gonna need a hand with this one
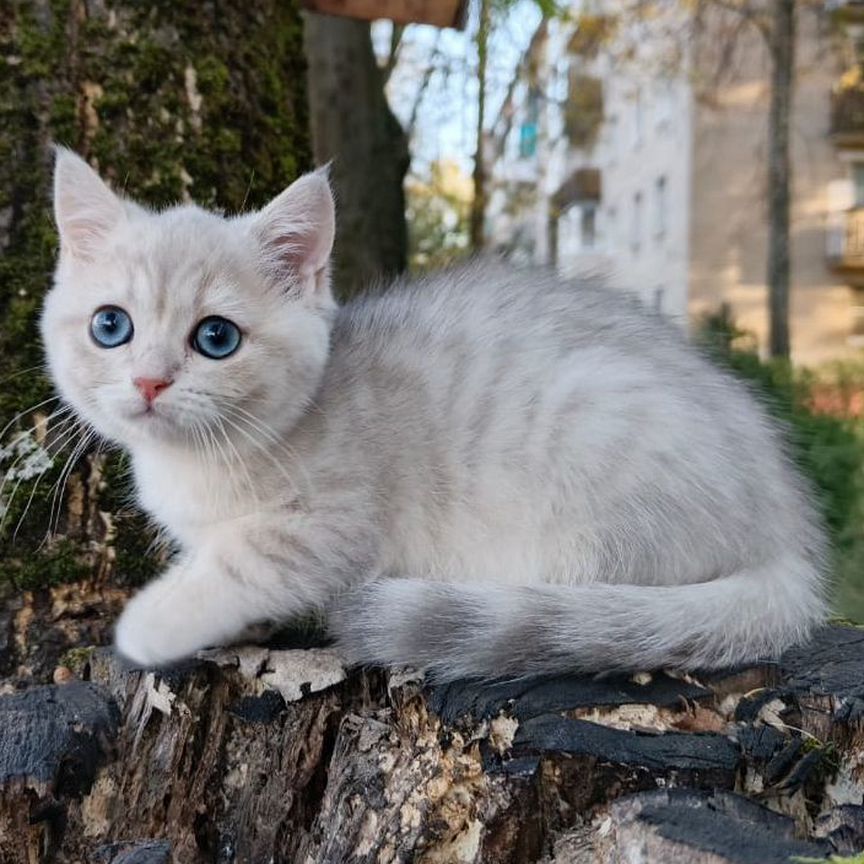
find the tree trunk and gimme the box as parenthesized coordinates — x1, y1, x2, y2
(470, 0, 491, 252)
(2, 626, 864, 862)
(767, 0, 795, 359)
(0, 0, 311, 683)
(303, 13, 409, 299)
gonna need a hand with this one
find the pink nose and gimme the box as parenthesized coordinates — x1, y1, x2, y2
(134, 377, 172, 403)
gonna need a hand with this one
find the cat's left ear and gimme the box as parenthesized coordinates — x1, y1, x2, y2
(53, 147, 125, 261)
(251, 168, 335, 299)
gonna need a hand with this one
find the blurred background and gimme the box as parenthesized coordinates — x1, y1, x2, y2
(1, 0, 862, 682)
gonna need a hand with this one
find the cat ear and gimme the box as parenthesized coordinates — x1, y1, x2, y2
(251, 168, 335, 297)
(53, 148, 125, 261)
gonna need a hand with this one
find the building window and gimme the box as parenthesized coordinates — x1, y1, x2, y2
(631, 192, 643, 253)
(564, 72, 603, 148)
(632, 89, 644, 149)
(519, 89, 540, 159)
(850, 288, 864, 347)
(854, 163, 864, 207)
(654, 176, 667, 241)
(606, 204, 617, 246)
(581, 206, 597, 249)
(519, 123, 538, 159)
(655, 79, 674, 130)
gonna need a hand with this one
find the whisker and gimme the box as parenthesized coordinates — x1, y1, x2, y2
(0, 395, 62, 442)
(0, 420, 83, 539)
(47, 426, 97, 539)
(43, 425, 91, 533)
(214, 415, 259, 505)
(222, 405, 314, 499)
(0, 363, 49, 388)
(0, 406, 74, 460)
(0, 412, 76, 510)
(220, 412, 304, 502)
(195, 416, 241, 511)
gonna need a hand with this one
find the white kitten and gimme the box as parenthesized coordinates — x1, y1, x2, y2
(41, 149, 828, 680)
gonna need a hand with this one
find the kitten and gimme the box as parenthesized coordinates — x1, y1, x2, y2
(41, 149, 828, 680)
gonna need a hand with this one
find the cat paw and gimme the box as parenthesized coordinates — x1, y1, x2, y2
(114, 580, 207, 667)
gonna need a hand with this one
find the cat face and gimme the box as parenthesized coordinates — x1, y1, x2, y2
(42, 150, 335, 452)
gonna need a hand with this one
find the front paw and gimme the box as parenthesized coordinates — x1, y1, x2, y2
(115, 579, 207, 667)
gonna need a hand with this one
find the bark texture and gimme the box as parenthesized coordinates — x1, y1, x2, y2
(767, 0, 795, 359)
(0, 0, 311, 678)
(304, 12, 410, 299)
(469, 0, 491, 252)
(2, 626, 864, 863)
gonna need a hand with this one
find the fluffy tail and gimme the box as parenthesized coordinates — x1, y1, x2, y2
(330, 560, 827, 681)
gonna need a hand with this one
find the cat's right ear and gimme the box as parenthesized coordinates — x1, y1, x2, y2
(250, 168, 336, 300)
(53, 148, 125, 261)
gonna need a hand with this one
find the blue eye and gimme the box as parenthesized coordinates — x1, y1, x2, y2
(90, 306, 133, 348)
(192, 316, 242, 359)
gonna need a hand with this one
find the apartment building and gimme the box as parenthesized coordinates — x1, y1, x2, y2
(486, 0, 864, 365)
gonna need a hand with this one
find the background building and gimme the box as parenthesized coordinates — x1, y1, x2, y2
(486, 0, 863, 365)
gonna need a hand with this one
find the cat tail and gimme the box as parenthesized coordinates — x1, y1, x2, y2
(329, 559, 828, 681)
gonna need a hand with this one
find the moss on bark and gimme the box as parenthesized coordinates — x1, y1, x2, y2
(0, 0, 311, 591)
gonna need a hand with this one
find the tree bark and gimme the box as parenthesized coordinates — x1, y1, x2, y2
(303, 13, 410, 299)
(767, 0, 795, 359)
(2, 626, 864, 863)
(0, 0, 311, 681)
(470, 0, 491, 252)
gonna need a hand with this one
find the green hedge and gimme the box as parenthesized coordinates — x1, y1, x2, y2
(700, 310, 864, 621)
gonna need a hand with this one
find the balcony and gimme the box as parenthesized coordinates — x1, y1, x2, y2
(551, 168, 602, 213)
(826, 0, 864, 22)
(564, 74, 603, 149)
(827, 207, 864, 270)
(831, 82, 864, 145)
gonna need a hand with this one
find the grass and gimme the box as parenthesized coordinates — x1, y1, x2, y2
(700, 310, 864, 622)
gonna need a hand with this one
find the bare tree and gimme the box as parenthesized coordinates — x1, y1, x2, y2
(304, 13, 410, 298)
(691, 0, 797, 356)
(470, 0, 493, 251)
(470, 1, 563, 252)
(767, 0, 795, 358)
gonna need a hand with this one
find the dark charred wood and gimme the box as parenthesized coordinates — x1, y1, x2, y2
(592, 788, 830, 863)
(1, 626, 863, 862)
(92, 841, 172, 864)
(429, 669, 712, 725)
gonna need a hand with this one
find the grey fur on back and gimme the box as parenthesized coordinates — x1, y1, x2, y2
(325, 263, 828, 680)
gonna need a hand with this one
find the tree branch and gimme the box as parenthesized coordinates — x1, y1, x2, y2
(406, 34, 444, 139)
(701, 0, 772, 43)
(381, 23, 405, 85)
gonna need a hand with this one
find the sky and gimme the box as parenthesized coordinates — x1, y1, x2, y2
(373, 1, 545, 177)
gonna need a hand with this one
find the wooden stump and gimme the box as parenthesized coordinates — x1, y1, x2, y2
(2, 627, 864, 863)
